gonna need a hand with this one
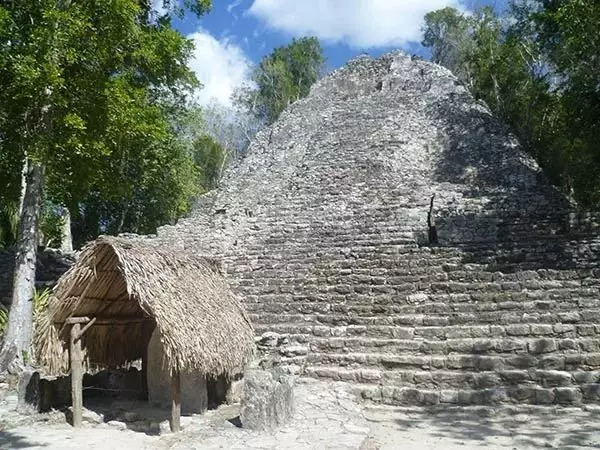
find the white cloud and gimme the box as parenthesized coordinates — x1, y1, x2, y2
(249, 0, 465, 48)
(187, 30, 253, 107)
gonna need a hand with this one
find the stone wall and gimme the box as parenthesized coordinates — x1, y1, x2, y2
(152, 52, 600, 406)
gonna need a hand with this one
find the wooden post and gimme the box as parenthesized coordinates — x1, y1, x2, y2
(170, 370, 181, 432)
(70, 322, 83, 427)
(141, 324, 149, 401)
(67, 316, 95, 428)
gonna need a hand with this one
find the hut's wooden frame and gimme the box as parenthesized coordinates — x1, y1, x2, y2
(34, 236, 255, 431)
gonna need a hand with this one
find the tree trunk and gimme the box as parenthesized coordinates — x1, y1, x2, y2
(18, 158, 28, 216)
(0, 161, 44, 372)
(60, 207, 73, 253)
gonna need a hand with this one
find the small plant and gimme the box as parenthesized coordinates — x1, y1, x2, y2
(33, 288, 51, 319)
(22, 350, 29, 365)
(0, 305, 8, 335)
(0, 201, 19, 248)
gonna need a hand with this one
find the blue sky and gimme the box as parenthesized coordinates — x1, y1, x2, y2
(164, 0, 509, 107)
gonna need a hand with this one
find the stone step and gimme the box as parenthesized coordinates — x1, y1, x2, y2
(246, 307, 599, 326)
(303, 366, 600, 389)
(252, 322, 590, 340)
(344, 382, 600, 406)
(241, 288, 598, 305)
(304, 336, 600, 356)
(303, 352, 600, 372)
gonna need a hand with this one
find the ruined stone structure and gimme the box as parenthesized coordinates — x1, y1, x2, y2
(155, 52, 600, 406)
(2, 52, 599, 407)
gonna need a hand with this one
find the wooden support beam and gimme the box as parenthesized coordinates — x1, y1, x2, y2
(58, 280, 95, 335)
(140, 322, 151, 401)
(76, 317, 97, 339)
(141, 348, 148, 401)
(65, 316, 91, 325)
(55, 316, 153, 326)
(170, 370, 181, 432)
(70, 323, 83, 428)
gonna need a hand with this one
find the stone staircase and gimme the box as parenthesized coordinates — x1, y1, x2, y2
(226, 233, 600, 406)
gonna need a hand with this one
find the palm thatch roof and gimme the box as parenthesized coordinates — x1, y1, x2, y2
(35, 236, 254, 377)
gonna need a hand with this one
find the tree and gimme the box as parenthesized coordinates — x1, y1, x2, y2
(0, 0, 211, 370)
(421, 1, 600, 207)
(237, 37, 326, 125)
(181, 102, 263, 174)
(422, 7, 475, 86)
(522, 0, 600, 205)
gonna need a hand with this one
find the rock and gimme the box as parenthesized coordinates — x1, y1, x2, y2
(159, 419, 171, 435)
(123, 411, 140, 422)
(16, 370, 40, 414)
(81, 408, 104, 424)
(0, 382, 9, 402)
(240, 369, 294, 431)
(279, 345, 309, 357)
(256, 332, 290, 349)
(226, 379, 244, 405)
(106, 420, 128, 431)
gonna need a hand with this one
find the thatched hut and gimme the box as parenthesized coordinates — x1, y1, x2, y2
(35, 236, 254, 430)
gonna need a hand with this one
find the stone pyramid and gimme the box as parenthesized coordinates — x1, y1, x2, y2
(156, 51, 600, 406)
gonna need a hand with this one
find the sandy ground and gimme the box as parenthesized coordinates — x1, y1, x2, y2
(2, 381, 600, 449)
(362, 405, 600, 449)
(0, 380, 368, 450)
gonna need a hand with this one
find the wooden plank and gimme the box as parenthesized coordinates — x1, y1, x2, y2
(65, 317, 90, 325)
(92, 318, 153, 325)
(141, 348, 148, 401)
(76, 316, 97, 339)
(56, 316, 153, 325)
(170, 370, 181, 432)
(140, 322, 153, 401)
(70, 323, 83, 428)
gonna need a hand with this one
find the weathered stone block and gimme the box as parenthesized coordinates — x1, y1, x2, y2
(507, 386, 536, 403)
(539, 355, 565, 370)
(534, 388, 555, 405)
(582, 384, 600, 402)
(538, 370, 573, 387)
(240, 369, 294, 431)
(483, 387, 508, 404)
(393, 387, 439, 406)
(528, 339, 558, 354)
(531, 324, 554, 336)
(555, 387, 583, 405)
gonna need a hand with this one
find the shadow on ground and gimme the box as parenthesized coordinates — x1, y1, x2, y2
(80, 397, 172, 436)
(0, 430, 49, 449)
(365, 406, 600, 449)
